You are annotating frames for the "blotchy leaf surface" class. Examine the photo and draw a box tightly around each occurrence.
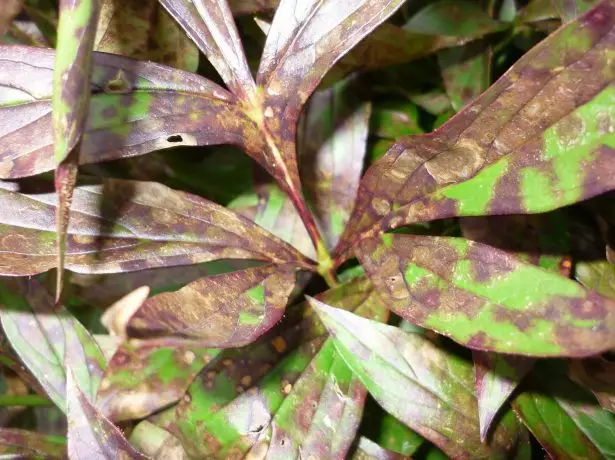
[336,0,615,260]
[0,178,310,276]
[357,234,615,357]
[126,264,297,346]
[97,339,220,421]
[0,278,106,412]
[170,277,388,458]
[95,0,199,72]
[0,46,260,179]
[159,0,255,101]
[0,428,66,457]
[310,299,527,458]
[67,368,147,459]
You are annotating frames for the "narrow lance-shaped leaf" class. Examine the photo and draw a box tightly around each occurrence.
[126,264,298,347]
[66,368,148,459]
[94,0,199,72]
[0,46,262,179]
[170,277,388,458]
[0,428,66,458]
[0,278,106,413]
[309,298,528,459]
[159,0,256,101]
[357,233,615,357]
[335,0,615,261]
[0,178,311,277]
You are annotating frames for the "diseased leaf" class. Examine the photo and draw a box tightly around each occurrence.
[0,178,311,276]
[95,0,199,72]
[513,365,615,458]
[0,278,106,412]
[473,351,533,441]
[357,233,615,357]
[405,1,508,37]
[0,46,260,179]
[554,0,600,21]
[126,264,298,346]
[310,299,528,458]
[0,428,66,457]
[170,277,388,458]
[336,0,615,261]
[97,339,220,421]
[130,421,188,460]
[158,0,256,101]
[569,357,615,412]
[66,368,147,459]
[350,437,408,460]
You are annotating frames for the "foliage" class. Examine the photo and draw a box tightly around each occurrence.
[1,0,615,458]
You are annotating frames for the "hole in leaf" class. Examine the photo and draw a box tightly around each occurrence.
[167,134,184,143]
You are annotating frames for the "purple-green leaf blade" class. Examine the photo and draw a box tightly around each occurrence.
[0,428,66,458]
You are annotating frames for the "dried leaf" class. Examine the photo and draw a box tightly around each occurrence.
[97,339,220,421]
[170,277,388,458]
[357,233,615,357]
[0,428,66,457]
[126,264,298,346]
[513,364,615,458]
[336,0,615,260]
[0,179,311,276]
[159,0,255,101]
[0,278,106,412]
[310,299,528,458]
[95,0,199,72]
[0,46,259,179]
[66,368,148,459]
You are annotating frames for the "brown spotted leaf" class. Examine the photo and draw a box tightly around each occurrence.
[0,45,260,179]
[97,339,221,422]
[310,298,528,459]
[158,0,256,101]
[0,428,66,457]
[0,178,311,276]
[95,0,199,72]
[335,0,615,262]
[357,233,615,357]
[126,264,298,346]
[0,278,107,413]
[169,277,388,458]
[66,368,148,459]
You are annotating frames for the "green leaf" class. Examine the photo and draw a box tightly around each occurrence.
[0,429,66,458]
[66,368,147,459]
[0,278,106,412]
[0,178,311,276]
[309,298,528,458]
[357,233,615,357]
[126,264,298,346]
[513,365,615,458]
[95,0,199,72]
[170,277,388,458]
[97,338,220,422]
[576,260,615,299]
[554,0,600,21]
[370,100,423,141]
[336,0,615,261]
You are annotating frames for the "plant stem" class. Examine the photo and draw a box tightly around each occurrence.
[0,394,52,407]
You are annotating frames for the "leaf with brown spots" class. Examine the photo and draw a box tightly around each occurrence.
[66,368,148,459]
[0,46,259,179]
[335,0,615,262]
[357,233,615,357]
[0,428,66,458]
[97,338,220,422]
[169,277,388,458]
[158,0,255,102]
[512,362,615,458]
[0,278,107,413]
[95,0,199,72]
[310,298,529,459]
[125,264,298,346]
[0,178,311,276]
